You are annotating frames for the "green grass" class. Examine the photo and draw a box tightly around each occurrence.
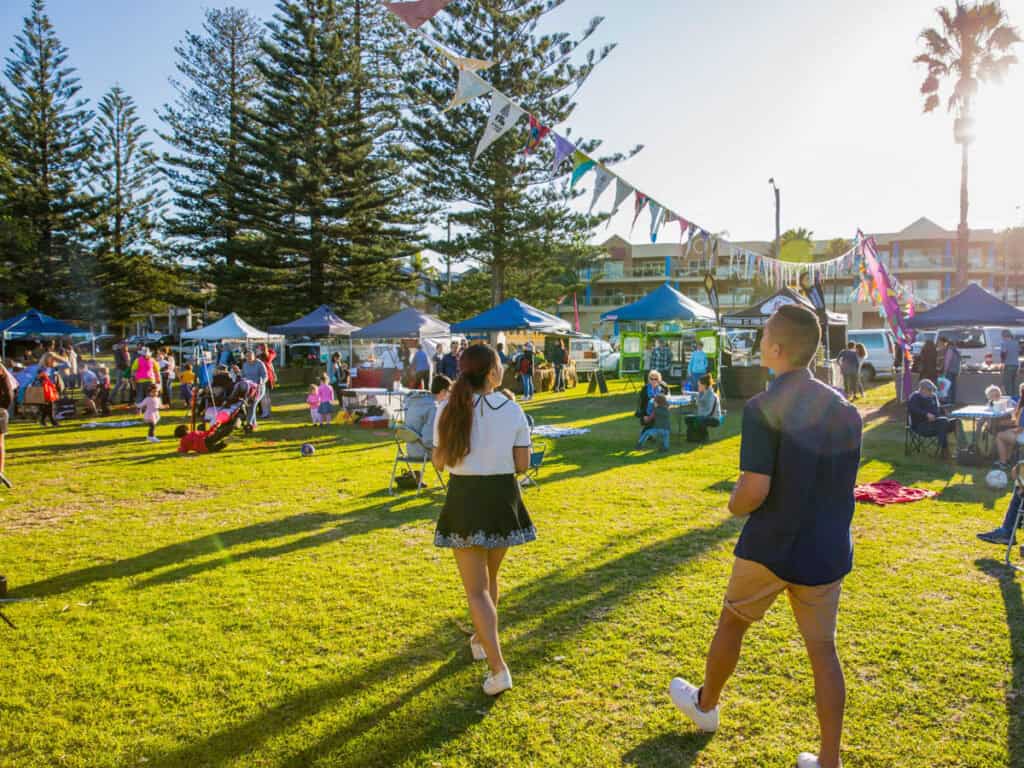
[0,378,1021,767]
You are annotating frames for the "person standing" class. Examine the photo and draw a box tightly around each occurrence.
[241,350,268,430]
[1001,330,1019,400]
[939,336,962,404]
[432,345,534,696]
[329,352,349,403]
[551,340,567,393]
[918,338,938,384]
[854,343,868,400]
[130,348,160,405]
[650,339,672,379]
[836,342,860,400]
[0,359,16,488]
[439,345,460,381]
[669,304,862,768]
[140,384,164,443]
[517,343,535,401]
[687,342,708,391]
[496,342,510,366]
[257,344,277,418]
[37,371,60,427]
[412,343,431,390]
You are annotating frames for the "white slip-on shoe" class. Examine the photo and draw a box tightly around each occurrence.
[796,753,839,768]
[482,666,512,696]
[469,634,487,661]
[669,677,719,732]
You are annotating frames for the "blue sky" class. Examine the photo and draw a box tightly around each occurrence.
[3,0,1024,244]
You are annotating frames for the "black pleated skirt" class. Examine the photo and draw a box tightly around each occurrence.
[434,474,536,549]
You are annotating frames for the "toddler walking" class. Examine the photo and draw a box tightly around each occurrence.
[140,384,164,443]
[307,384,322,426]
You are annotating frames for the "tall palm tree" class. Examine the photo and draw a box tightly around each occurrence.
[915,1,1020,290]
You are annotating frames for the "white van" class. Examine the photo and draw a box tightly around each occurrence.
[569,336,619,374]
[846,329,896,381]
[934,326,1021,368]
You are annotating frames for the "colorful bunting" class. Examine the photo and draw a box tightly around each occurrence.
[474,91,526,160]
[588,166,615,214]
[523,115,550,155]
[609,177,633,219]
[550,133,576,176]
[445,69,493,111]
[649,201,664,243]
[384,0,454,29]
[569,151,595,189]
[631,192,649,233]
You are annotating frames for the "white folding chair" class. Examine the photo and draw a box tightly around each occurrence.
[388,425,446,496]
[1005,462,1024,572]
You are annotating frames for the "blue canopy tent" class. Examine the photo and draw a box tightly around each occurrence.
[599,283,716,323]
[0,309,90,360]
[451,298,572,335]
[267,305,361,337]
[908,283,1024,328]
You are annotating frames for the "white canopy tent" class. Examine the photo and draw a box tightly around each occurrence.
[181,313,286,369]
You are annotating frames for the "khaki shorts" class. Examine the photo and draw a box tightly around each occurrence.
[724,557,842,644]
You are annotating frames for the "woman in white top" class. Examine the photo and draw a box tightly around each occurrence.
[433,344,534,696]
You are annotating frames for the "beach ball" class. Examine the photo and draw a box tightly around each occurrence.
[986,470,1008,490]
[300,443,316,457]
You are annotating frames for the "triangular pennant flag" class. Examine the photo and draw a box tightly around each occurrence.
[445,69,493,111]
[649,201,664,243]
[609,177,633,217]
[631,192,650,232]
[569,151,596,189]
[588,166,615,214]
[550,133,575,176]
[384,0,454,29]
[438,47,494,72]
[474,91,526,160]
[523,115,551,155]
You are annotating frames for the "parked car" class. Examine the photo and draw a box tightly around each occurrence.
[846,329,896,381]
[934,326,1021,368]
[569,336,619,374]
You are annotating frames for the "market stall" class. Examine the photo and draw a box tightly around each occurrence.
[720,288,848,398]
[907,284,1024,403]
[180,313,286,382]
[600,283,717,387]
[268,305,361,385]
[349,307,451,389]
[0,308,90,361]
[451,298,578,393]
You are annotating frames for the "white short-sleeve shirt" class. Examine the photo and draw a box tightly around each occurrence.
[434,393,532,476]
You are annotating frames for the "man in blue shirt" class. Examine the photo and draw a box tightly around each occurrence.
[439,344,459,381]
[670,304,862,768]
[907,378,962,457]
[412,344,431,389]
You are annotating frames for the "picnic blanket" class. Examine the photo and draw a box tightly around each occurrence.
[81,420,144,429]
[530,425,590,438]
[854,480,936,506]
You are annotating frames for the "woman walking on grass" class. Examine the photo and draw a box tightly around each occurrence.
[433,344,534,696]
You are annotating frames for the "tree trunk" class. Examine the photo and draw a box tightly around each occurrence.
[491,260,505,307]
[956,139,969,292]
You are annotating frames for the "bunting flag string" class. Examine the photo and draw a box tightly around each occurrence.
[648,201,664,243]
[523,115,550,155]
[608,177,633,220]
[474,91,526,160]
[588,166,615,215]
[384,0,454,29]
[631,192,649,233]
[445,68,493,111]
[550,133,575,176]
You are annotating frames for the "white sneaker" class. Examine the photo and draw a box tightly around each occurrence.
[470,634,487,661]
[147,436,160,443]
[669,677,719,732]
[796,754,840,768]
[482,666,512,696]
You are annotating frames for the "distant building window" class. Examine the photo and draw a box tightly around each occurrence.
[901,248,946,269]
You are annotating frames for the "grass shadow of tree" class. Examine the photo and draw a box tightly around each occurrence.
[622,731,714,768]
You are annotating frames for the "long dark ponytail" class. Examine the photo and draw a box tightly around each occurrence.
[436,344,500,466]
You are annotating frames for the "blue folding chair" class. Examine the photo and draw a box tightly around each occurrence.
[520,439,549,489]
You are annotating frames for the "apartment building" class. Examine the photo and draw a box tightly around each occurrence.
[556,217,1023,335]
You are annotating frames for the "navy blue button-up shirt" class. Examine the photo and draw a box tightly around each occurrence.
[734,368,863,586]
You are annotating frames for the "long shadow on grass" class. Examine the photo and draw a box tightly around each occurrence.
[622,732,713,768]
[975,558,1024,764]
[12,498,438,598]
[147,519,738,768]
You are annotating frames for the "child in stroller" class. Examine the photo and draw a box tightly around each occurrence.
[175,402,241,454]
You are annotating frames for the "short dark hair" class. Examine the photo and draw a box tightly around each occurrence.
[431,374,452,395]
[847,342,856,349]
[174,424,188,438]
[768,304,821,367]
[699,373,713,388]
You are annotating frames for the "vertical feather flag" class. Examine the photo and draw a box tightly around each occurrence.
[384,0,454,29]
[523,115,550,155]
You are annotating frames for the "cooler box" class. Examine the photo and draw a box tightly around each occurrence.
[358,415,390,430]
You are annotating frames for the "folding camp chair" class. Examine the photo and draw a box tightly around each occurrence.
[388,425,446,496]
[904,408,942,457]
[519,439,549,489]
[1006,463,1024,573]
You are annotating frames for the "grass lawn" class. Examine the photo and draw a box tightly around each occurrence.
[0,377,1021,767]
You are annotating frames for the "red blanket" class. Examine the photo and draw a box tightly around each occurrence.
[854,480,936,505]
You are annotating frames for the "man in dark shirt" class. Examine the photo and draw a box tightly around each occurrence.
[670,304,862,768]
[836,342,861,400]
[907,378,962,456]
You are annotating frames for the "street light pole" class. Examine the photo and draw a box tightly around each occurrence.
[769,178,780,260]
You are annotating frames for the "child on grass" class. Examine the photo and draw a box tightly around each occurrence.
[179,364,196,407]
[307,384,322,426]
[140,384,164,443]
[316,374,335,425]
[637,393,671,451]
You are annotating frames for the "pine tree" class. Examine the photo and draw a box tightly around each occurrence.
[158,7,265,310]
[89,86,175,325]
[228,0,424,325]
[1,0,94,316]
[403,1,636,310]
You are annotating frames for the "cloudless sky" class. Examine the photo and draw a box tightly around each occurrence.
[3,0,1024,245]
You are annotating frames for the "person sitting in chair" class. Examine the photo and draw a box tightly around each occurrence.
[977,463,1023,545]
[907,378,963,457]
[685,374,722,440]
[994,383,1024,471]
[637,394,671,452]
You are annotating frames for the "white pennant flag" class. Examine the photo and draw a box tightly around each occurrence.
[609,177,633,217]
[445,69,493,111]
[588,166,615,214]
[474,91,526,160]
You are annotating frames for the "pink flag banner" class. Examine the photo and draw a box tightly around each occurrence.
[631,192,649,233]
[384,0,454,29]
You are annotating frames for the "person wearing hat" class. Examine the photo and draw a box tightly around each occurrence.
[907,378,963,457]
[517,343,535,401]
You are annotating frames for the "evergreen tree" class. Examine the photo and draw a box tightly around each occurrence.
[404,1,636,309]
[1,0,94,316]
[89,86,175,325]
[158,7,265,311]
[229,0,424,325]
